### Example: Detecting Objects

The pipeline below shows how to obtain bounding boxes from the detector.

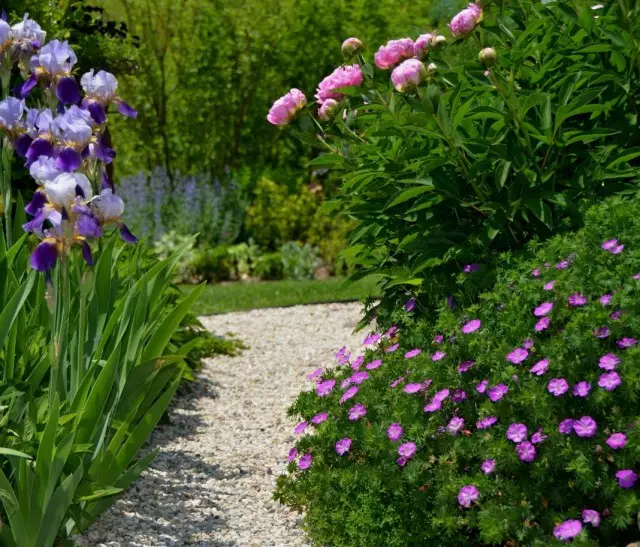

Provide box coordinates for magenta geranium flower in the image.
[307,368,323,381]
[363,333,381,346]
[351,356,364,370]
[457,485,479,507]
[477,416,497,429]
[507,347,528,364]
[598,371,621,391]
[452,389,467,402]
[548,378,569,396]
[432,351,447,362]
[616,469,638,488]
[601,238,618,250]
[634,273,640,280]
[481,459,496,474]
[488,384,508,402]
[298,453,312,470]
[385,344,399,353]
[340,378,352,389]
[351,371,369,385]
[531,429,547,444]
[530,358,549,376]
[582,509,600,528]
[573,416,597,437]
[522,338,534,350]
[340,386,359,404]
[316,379,336,397]
[568,293,587,307]
[516,441,536,462]
[398,441,416,459]
[447,417,465,435]
[404,297,416,312]
[423,379,433,390]
[312,412,328,424]
[553,519,583,541]
[506,423,528,443]
[532,268,541,277]
[458,360,475,373]
[618,337,637,349]
[599,353,620,370]
[335,438,352,456]
[611,244,624,254]
[535,316,550,332]
[606,432,627,450]
[463,263,479,273]
[594,327,610,339]
[611,310,623,320]
[385,325,398,338]
[403,383,423,394]
[543,280,556,291]
[387,423,403,442]
[287,448,298,463]
[423,399,442,413]
[405,348,422,359]
[366,359,383,369]
[462,319,481,334]
[572,381,591,398]
[390,376,405,388]
[600,293,613,305]
[534,302,553,317]
[433,334,444,344]
[559,419,574,434]
[476,379,488,393]
[348,403,366,421]
[434,388,450,402]
[555,260,569,270]
[294,421,309,435]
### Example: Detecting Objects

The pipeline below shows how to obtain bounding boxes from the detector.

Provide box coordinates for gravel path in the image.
[80,302,364,547]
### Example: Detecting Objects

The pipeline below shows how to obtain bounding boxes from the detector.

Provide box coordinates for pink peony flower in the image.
[391,59,426,92]
[414,33,434,58]
[318,98,339,121]
[374,38,414,69]
[315,65,363,104]
[267,88,307,126]
[449,3,483,37]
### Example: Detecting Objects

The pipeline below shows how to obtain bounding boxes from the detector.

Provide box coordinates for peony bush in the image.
[267,0,640,319]
[275,195,640,545]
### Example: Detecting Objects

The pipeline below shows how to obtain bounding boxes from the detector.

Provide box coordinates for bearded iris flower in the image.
[81,69,137,124]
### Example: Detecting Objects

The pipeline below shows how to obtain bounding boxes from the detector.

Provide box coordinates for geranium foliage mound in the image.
[275,195,640,546]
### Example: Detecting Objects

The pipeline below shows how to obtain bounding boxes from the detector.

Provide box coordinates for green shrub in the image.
[307,207,355,276]
[280,241,321,280]
[253,251,285,280]
[153,231,198,283]
[191,245,235,282]
[278,0,640,319]
[275,195,640,545]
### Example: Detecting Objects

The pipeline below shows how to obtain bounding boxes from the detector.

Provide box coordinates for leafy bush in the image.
[275,194,640,545]
[245,177,319,249]
[191,245,235,283]
[152,231,198,283]
[276,0,640,318]
[119,168,248,245]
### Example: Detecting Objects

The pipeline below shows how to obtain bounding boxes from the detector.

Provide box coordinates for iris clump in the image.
[276,196,640,545]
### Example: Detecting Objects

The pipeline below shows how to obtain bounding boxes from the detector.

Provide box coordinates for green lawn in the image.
[181,277,380,315]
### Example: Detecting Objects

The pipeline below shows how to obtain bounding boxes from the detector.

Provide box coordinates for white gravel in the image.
[80,302,364,546]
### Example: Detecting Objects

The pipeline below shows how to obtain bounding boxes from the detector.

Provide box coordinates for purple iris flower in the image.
[28,40,80,103]
[52,106,93,171]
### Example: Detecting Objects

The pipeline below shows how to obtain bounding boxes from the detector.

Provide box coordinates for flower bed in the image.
[275,195,640,545]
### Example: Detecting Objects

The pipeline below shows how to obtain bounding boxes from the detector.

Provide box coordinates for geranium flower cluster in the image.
[0,14,138,274]
[267,3,485,125]
[280,216,640,543]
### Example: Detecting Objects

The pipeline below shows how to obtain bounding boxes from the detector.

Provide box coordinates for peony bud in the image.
[478,47,497,67]
[318,99,339,121]
[414,34,434,58]
[391,59,426,92]
[434,35,447,48]
[427,62,437,75]
[341,37,363,57]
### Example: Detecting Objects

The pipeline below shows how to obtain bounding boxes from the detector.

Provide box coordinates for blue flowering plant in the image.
[276,195,640,545]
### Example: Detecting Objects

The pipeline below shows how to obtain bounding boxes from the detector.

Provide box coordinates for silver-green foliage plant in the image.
[0,14,202,545]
